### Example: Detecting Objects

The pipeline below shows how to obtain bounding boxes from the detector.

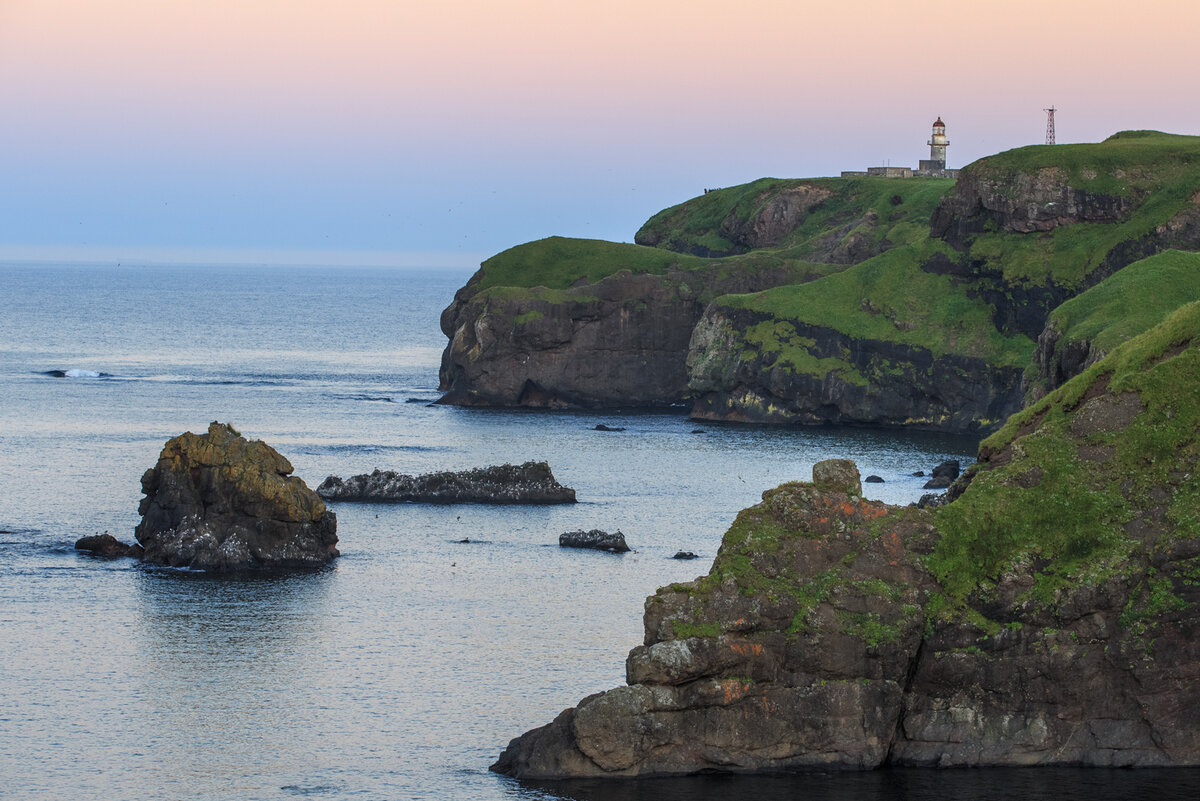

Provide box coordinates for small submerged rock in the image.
[671,551,699,560]
[75,533,143,559]
[317,461,575,504]
[865,475,884,483]
[593,424,626,432]
[559,529,630,553]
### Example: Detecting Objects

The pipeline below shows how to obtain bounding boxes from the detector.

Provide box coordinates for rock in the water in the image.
[317,461,575,504]
[559,529,630,553]
[912,470,925,477]
[865,474,884,483]
[922,475,952,489]
[594,424,626,432]
[75,533,143,559]
[930,460,960,481]
[671,551,699,560]
[135,422,338,571]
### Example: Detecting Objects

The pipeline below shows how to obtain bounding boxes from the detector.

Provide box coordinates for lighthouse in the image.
[927,117,949,168]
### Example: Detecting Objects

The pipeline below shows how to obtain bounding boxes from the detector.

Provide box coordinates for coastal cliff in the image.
[438,179,949,409]
[437,237,827,407]
[493,301,1200,777]
[440,131,1200,430]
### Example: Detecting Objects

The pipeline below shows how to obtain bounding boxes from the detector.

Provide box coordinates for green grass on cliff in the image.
[928,300,1200,611]
[636,176,954,257]
[715,243,1035,368]
[975,131,1200,195]
[961,131,1200,288]
[1046,250,1200,355]
[472,235,846,295]
[474,237,706,291]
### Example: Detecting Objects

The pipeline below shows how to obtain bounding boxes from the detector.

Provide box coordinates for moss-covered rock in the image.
[135,422,338,571]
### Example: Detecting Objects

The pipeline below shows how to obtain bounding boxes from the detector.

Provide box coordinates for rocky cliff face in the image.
[930,166,1131,242]
[686,306,1023,432]
[493,302,1200,778]
[136,422,338,571]
[438,262,812,408]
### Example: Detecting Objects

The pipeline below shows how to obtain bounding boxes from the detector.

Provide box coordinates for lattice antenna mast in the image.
[1044,107,1057,145]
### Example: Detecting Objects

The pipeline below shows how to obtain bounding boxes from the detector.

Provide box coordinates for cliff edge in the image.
[493,301,1200,777]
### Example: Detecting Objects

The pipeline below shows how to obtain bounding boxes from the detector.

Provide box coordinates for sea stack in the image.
[135,422,338,571]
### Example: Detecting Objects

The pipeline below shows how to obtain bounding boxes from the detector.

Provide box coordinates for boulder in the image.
[559,530,630,553]
[812,458,861,495]
[931,460,961,481]
[671,551,699,560]
[135,422,338,571]
[316,461,575,504]
[922,475,952,490]
[75,533,143,559]
[865,475,884,483]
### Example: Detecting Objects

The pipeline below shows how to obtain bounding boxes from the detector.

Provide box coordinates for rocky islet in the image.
[317,461,576,504]
[135,422,338,571]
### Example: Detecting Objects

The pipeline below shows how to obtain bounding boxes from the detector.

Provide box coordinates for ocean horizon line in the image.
[0,245,488,270]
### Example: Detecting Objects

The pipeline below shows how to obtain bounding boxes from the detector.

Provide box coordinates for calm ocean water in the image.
[1,262,1196,800]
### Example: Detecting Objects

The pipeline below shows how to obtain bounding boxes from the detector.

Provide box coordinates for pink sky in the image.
[2,0,1199,264]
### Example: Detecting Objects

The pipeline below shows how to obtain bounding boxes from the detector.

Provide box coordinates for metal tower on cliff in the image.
[1045,107,1057,145]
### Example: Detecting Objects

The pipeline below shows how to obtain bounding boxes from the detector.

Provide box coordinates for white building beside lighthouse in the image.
[840,117,959,179]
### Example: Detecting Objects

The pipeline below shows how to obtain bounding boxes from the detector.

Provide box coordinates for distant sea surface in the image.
[1,262,1195,800]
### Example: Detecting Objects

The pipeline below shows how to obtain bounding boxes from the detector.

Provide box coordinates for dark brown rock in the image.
[135,422,338,571]
[559,530,629,553]
[75,533,143,559]
[317,461,575,504]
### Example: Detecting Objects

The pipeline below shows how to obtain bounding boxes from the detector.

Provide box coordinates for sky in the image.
[2,0,1199,268]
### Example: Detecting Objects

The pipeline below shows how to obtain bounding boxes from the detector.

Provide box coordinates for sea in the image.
[1,261,1196,800]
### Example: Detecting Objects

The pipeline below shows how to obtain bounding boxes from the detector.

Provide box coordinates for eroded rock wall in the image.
[686,307,1023,432]
[438,263,810,408]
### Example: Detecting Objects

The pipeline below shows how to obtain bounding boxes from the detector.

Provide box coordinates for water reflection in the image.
[509,767,1200,801]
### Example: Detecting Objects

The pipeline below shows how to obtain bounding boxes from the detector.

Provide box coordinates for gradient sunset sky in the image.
[3,0,1198,267]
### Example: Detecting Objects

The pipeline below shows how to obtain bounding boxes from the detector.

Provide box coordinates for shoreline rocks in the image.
[559,530,630,553]
[316,461,576,504]
[135,422,338,571]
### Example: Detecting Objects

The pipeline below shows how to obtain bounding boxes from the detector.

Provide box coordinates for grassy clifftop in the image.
[713,242,1034,370]
[635,176,953,258]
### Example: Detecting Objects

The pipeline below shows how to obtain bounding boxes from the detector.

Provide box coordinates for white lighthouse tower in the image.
[924,117,949,170]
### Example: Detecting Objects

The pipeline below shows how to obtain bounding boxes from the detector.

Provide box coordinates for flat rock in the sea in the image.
[317,460,576,504]
[75,533,143,559]
[559,529,629,553]
[135,422,338,571]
